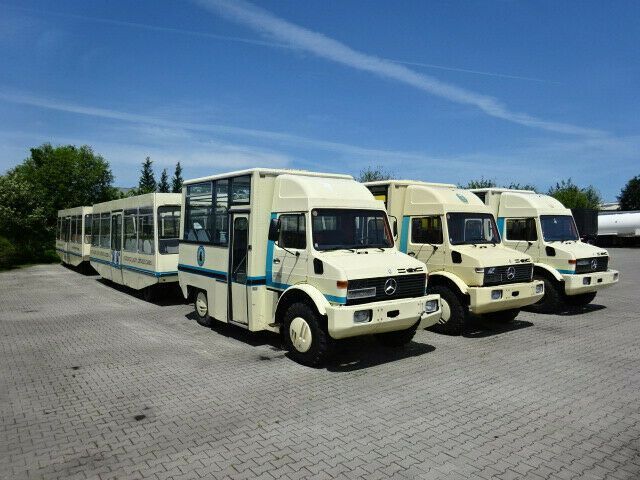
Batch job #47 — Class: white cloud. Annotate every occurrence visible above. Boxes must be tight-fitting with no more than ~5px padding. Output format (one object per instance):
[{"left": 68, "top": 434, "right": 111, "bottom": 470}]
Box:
[{"left": 195, "top": 0, "right": 605, "bottom": 137}]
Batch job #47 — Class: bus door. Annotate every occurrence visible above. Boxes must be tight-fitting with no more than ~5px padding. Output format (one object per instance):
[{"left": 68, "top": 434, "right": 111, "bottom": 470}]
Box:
[
  {"left": 228, "top": 213, "right": 249, "bottom": 325},
  {"left": 110, "top": 212, "right": 123, "bottom": 279},
  {"left": 63, "top": 217, "right": 71, "bottom": 263}
]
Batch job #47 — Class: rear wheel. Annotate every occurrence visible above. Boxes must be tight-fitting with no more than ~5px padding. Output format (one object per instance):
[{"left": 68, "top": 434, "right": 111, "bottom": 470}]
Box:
[
  {"left": 427, "top": 285, "right": 466, "bottom": 335},
  {"left": 283, "top": 302, "right": 331, "bottom": 367},
  {"left": 483, "top": 308, "right": 520, "bottom": 322},
  {"left": 565, "top": 291, "right": 597, "bottom": 306},
  {"left": 375, "top": 321, "right": 419, "bottom": 347},
  {"left": 194, "top": 290, "right": 212, "bottom": 327},
  {"left": 527, "top": 276, "right": 564, "bottom": 314}
]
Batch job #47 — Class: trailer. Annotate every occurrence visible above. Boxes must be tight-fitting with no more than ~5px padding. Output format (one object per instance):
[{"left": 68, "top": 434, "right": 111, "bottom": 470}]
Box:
[
  {"left": 56, "top": 206, "right": 93, "bottom": 269},
  {"left": 598, "top": 210, "right": 640, "bottom": 246}
]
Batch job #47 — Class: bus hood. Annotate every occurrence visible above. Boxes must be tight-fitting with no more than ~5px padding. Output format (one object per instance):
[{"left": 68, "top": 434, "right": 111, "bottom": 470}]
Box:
[
  {"left": 545, "top": 241, "right": 608, "bottom": 260},
  {"left": 318, "top": 248, "right": 426, "bottom": 279},
  {"left": 452, "top": 244, "right": 532, "bottom": 267}
]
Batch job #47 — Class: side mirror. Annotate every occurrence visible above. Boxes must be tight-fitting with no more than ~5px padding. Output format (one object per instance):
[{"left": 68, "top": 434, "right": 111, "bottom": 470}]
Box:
[
  {"left": 268, "top": 218, "right": 280, "bottom": 242},
  {"left": 389, "top": 216, "right": 398, "bottom": 239}
]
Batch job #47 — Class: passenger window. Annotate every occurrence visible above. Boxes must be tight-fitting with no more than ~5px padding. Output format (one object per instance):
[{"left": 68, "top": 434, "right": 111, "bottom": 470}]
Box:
[
  {"left": 70, "top": 216, "right": 77, "bottom": 243},
  {"left": 158, "top": 206, "right": 181, "bottom": 254},
  {"left": 279, "top": 214, "right": 306, "bottom": 249},
  {"left": 184, "top": 182, "right": 213, "bottom": 243},
  {"left": 138, "top": 208, "right": 154, "bottom": 254},
  {"left": 123, "top": 210, "right": 138, "bottom": 253},
  {"left": 506, "top": 218, "right": 537, "bottom": 241},
  {"left": 411, "top": 216, "right": 443, "bottom": 244},
  {"left": 213, "top": 179, "right": 229, "bottom": 245},
  {"left": 91, "top": 215, "right": 101, "bottom": 247},
  {"left": 84, "top": 214, "right": 92, "bottom": 244},
  {"left": 231, "top": 175, "right": 251, "bottom": 204},
  {"left": 99, "top": 214, "right": 110, "bottom": 248},
  {"left": 111, "top": 215, "right": 122, "bottom": 251}
]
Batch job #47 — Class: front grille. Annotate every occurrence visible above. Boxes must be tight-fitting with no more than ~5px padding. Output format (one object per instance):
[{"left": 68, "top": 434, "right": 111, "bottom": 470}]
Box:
[
  {"left": 346, "top": 273, "right": 426, "bottom": 306},
  {"left": 483, "top": 263, "right": 533, "bottom": 287},
  {"left": 575, "top": 256, "right": 609, "bottom": 274}
]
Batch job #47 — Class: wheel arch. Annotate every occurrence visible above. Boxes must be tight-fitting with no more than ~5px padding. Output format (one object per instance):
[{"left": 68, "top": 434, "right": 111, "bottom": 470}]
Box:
[
  {"left": 428, "top": 271, "right": 469, "bottom": 298},
  {"left": 534, "top": 263, "right": 564, "bottom": 283},
  {"left": 274, "top": 284, "right": 330, "bottom": 325}
]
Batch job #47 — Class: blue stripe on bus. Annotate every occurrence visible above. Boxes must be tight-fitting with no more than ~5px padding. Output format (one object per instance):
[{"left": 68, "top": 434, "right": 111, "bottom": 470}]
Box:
[
  {"left": 91, "top": 256, "right": 176, "bottom": 277},
  {"left": 558, "top": 269, "right": 575, "bottom": 274},
  {"left": 177, "top": 263, "right": 266, "bottom": 285},
  {"left": 399, "top": 216, "right": 410, "bottom": 253},
  {"left": 496, "top": 217, "right": 505, "bottom": 240},
  {"left": 56, "top": 248, "right": 83, "bottom": 257}
]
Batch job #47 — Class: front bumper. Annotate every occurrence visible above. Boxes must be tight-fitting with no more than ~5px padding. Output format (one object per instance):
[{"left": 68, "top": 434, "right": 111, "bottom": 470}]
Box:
[
  {"left": 468, "top": 280, "right": 545, "bottom": 315},
  {"left": 326, "top": 294, "right": 441, "bottom": 340},
  {"left": 563, "top": 269, "right": 619, "bottom": 296}
]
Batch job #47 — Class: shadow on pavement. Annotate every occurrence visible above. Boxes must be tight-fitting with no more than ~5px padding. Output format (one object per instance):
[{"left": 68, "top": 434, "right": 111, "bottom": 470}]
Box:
[
  {"left": 97, "top": 278, "right": 186, "bottom": 306},
  {"left": 556, "top": 304, "right": 606, "bottom": 316},
  {"left": 463, "top": 318, "right": 534, "bottom": 338},
  {"left": 325, "top": 336, "right": 436, "bottom": 372}
]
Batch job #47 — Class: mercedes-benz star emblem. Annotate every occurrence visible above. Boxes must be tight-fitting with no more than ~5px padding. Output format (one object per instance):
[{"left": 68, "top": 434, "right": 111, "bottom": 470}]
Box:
[
  {"left": 384, "top": 278, "right": 397, "bottom": 295},
  {"left": 591, "top": 259, "right": 598, "bottom": 270},
  {"left": 506, "top": 266, "right": 516, "bottom": 281}
]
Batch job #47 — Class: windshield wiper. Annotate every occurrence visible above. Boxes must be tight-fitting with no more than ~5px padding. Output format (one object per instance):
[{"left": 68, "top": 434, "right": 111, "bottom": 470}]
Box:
[{"left": 321, "top": 247, "right": 356, "bottom": 253}]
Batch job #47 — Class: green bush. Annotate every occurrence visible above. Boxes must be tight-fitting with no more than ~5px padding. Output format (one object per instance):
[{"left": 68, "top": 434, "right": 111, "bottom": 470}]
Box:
[{"left": 0, "top": 236, "right": 17, "bottom": 270}]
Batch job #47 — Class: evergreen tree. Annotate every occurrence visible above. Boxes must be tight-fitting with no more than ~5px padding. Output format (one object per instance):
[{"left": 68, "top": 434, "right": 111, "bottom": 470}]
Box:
[
  {"left": 138, "top": 157, "right": 156, "bottom": 194},
  {"left": 158, "top": 169, "right": 170, "bottom": 193},
  {"left": 171, "top": 162, "right": 184, "bottom": 193}
]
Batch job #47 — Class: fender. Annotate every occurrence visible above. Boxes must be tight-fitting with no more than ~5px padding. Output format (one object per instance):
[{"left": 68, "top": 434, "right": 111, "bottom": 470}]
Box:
[
  {"left": 276, "top": 283, "right": 332, "bottom": 317},
  {"left": 428, "top": 271, "right": 469, "bottom": 296},
  {"left": 534, "top": 262, "right": 564, "bottom": 282}
]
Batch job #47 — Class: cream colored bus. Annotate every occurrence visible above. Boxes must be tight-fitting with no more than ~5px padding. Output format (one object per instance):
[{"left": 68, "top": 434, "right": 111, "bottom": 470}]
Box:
[
  {"left": 90, "top": 193, "right": 181, "bottom": 300},
  {"left": 56, "top": 206, "right": 93, "bottom": 269},
  {"left": 365, "top": 181, "right": 544, "bottom": 335},
  {"left": 178, "top": 168, "right": 441, "bottom": 366}
]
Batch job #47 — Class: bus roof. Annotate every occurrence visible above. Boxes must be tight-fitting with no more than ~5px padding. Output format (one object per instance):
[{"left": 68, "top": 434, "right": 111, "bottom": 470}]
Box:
[
  {"left": 365, "top": 180, "right": 457, "bottom": 188},
  {"left": 469, "top": 187, "right": 536, "bottom": 194},
  {"left": 184, "top": 168, "right": 353, "bottom": 186}
]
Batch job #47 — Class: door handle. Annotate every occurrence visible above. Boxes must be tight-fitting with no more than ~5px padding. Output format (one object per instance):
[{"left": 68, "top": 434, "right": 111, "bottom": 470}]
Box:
[{"left": 273, "top": 258, "right": 280, "bottom": 264}]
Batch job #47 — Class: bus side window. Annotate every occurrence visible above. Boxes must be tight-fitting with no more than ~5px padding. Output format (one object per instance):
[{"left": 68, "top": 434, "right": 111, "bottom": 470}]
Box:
[
  {"left": 91, "top": 215, "right": 101, "bottom": 247},
  {"left": 158, "top": 206, "right": 180, "bottom": 254},
  {"left": 279, "top": 214, "right": 306, "bottom": 249},
  {"left": 138, "top": 208, "right": 154, "bottom": 254},
  {"left": 184, "top": 182, "right": 212, "bottom": 243},
  {"left": 84, "top": 214, "right": 92, "bottom": 244},
  {"left": 506, "top": 218, "right": 537, "bottom": 241},
  {"left": 411, "top": 216, "right": 443, "bottom": 244}
]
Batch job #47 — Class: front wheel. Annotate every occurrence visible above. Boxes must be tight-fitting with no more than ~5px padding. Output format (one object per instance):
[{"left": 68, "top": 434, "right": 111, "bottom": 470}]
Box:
[
  {"left": 375, "top": 321, "right": 419, "bottom": 347},
  {"left": 527, "top": 276, "right": 564, "bottom": 314},
  {"left": 565, "top": 292, "right": 597, "bottom": 307},
  {"left": 482, "top": 308, "right": 520, "bottom": 322},
  {"left": 427, "top": 285, "right": 466, "bottom": 335},
  {"left": 283, "top": 302, "right": 332, "bottom": 367},
  {"left": 194, "top": 290, "right": 212, "bottom": 327}
]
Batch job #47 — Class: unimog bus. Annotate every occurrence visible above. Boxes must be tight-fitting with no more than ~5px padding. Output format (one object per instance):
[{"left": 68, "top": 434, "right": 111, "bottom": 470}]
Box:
[
  {"left": 178, "top": 168, "right": 441, "bottom": 366},
  {"left": 90, "top": 193, "right": 181, "bottom": 301},
  {"left": 471, "top": 188, "right": 619, "bottom": 312},
  {"left": 365, "top": 181, "right": 544, "bottom": 335},
  {"left": 56, "top": 206, "right": 93, "bottom": 270}
]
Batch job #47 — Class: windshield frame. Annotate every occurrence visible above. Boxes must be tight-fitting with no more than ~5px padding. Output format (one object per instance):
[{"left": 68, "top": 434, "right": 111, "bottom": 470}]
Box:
[
  {"left": 446, "top": 211, "right": 501, "bottom": 246},
  {"left": 311, "top": 208, "right": 394, "bottom": 251},
  {"left": 540, "top": 214, "right": 579, "bottom": 242}
]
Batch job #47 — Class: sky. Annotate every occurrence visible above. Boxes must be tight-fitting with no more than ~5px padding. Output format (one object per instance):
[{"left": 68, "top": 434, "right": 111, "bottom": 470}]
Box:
[{"left": 0, "top": 0, "right": 638, "bottom": 200}]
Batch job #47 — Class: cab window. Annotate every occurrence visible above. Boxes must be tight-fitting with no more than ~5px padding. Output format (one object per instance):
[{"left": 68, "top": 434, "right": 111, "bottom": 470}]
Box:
[
  {"left": 411, "top": 216, "right": 443, "bottom": 244},
  {"left": 279, "top": 214, "right": 306, "bottom": 249},
  {"left": 506, "top": 218, "right": 537, "bottom": 241}
]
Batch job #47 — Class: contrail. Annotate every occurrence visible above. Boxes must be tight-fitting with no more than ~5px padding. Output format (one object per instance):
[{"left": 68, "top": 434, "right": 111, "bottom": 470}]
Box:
[{"left": 194, "top": 0, "right": 604, "bottom": 137}]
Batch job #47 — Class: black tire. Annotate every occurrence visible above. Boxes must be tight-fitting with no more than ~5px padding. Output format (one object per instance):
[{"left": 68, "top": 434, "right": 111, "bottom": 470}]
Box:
[
  {"left": 375, "top": 321, "right": 419, "bottom": 347},
  {"left": 283, "top": 302, "right": 331, "bottom": 367},
  {"left": 565, "top": 291, "right": 597, "bottom": 306},
  {"left": 194, "top": 290, "right": 212, "bottom": 327},
  {"left": 427, "top": 285, "right": 466, "bottom": 335},
  {"left": 527, "top": 275, "right": 564, "bottom": 314},
  {"left": 483, "top": 308, "right": 520, "bottom": 322}
]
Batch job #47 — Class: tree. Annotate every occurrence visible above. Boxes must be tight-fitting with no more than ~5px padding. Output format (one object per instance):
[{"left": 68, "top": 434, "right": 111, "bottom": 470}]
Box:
[
  {"left": 462, "top": 177, "right": 496, "bottom": 189},
  {"left": 618, "top": 175, "right": 640, "bottom": 210},
  {"left": 158, "top": 169, "right": 170, "bottom": 193},
  {"left": 358, "top": 165, "right": 393, "bottom": 182},
  {"left": 171, "top": 162, "right": 183, "bottom": 193},
  {"left": 506, "top": 182, "right": 537, "bottom": 192},
  {"left": 138, "top": 157, "right": 156, "bottom": 194},
  {"left": 0, "top": 144, "right": 117, "bottom": 267},
  {"left": 548, "top": 178, "right": 601, "bottom": 209}
]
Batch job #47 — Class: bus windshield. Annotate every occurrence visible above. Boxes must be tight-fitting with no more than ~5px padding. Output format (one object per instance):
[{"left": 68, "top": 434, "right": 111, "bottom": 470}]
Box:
[
  {"left": 447, "top": 212, "right": 500, "bottom": 245},
  {"left": 312, "top": 209, "right": 393, "bottom": 251},
  {"left": 540, "top": 215, "right": 579, "bottom": 242}
]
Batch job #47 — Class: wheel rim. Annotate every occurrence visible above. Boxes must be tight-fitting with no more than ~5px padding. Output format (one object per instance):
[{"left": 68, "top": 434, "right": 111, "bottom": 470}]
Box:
[
  {"left": 439, "top": 298, "right": 451, "bottom": 324},
  {"left": 195, "top": 292, "right": 208, "bottom": 317},
  {"left": 289, "top": 317, "right": 312, "bottom": 353}
]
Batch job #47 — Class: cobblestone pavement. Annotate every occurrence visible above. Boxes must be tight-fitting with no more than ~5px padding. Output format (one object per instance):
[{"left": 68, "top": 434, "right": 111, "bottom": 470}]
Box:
[{"left": 1, "top": 249, "right": 639, "bottom": 480}]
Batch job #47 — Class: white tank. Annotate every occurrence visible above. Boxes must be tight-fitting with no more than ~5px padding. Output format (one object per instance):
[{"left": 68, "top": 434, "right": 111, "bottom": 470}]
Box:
[{"left": 598, "top": 211, "right": 640, "bottom": 237}]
